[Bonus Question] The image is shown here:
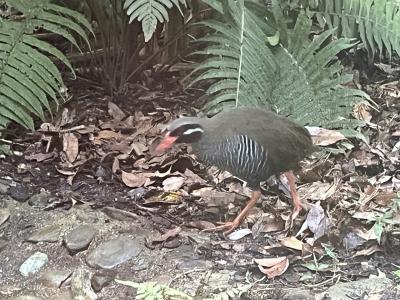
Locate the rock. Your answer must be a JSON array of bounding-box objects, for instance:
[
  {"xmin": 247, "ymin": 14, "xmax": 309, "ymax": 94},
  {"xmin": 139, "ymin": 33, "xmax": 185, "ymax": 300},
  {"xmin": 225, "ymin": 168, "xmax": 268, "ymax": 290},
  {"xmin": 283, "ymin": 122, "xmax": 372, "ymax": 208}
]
[
  {"xmin": 86, "ymin": 236, "xmax": 143, "ymax": 269},
  {"xmin": 0, "ymin": 238, "xmax": 8, "ymax": 252},
  {"xmin": 39, "ymin": 269, "xmax": 72, "ymax": 288},
  {"xmin": 27, "ymin": 224, "xmax": 63, "ymax": 243},
  {"xmin": 0, "ymin": 207, "xmax": 10, "ymax": 226},
  {"xmin": 64, "ymin": 224, "xmax": 97, "ymax": 253},
  {"xmin": 91, "ymin": 271, "xmax": 116, "ymax": 292},
  {"xmin": 19, "ymin": 252, "xmax": 48, "ymax": 276},
  {"xmin": 9, "ymin": 185, "xmax": 30, "ymax": 202},
  {"xmin": 71, "ymin": 268, "xmax": 97, "ymax": 300},
  {"xmin": 319, "ymin": 277, "xmax": 394, "ymax": 300},
  {"xmin": 27, "ymin": 191, "xmax": 51, "ymax": 209},
  {"xmin": 0, "ymin": 180, "xmax": 10, "ymax": 194},
  {"xmin": 9, "ymin": 296, "xmax": 43, "ymax": 300}
]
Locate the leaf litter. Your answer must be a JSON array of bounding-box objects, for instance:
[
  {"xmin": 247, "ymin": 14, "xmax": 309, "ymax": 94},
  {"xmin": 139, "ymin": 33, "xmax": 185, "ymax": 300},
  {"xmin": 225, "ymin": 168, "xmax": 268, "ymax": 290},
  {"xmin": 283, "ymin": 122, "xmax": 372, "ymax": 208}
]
[{"xmin": 6, "ymin": 71, "xmax": 400, "ymax": 287}]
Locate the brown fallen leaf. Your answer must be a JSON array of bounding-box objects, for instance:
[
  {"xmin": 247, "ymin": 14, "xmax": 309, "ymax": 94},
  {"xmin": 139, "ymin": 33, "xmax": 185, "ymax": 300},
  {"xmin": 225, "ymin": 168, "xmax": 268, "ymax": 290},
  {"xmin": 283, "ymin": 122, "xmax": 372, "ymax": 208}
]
[
  {"xmin": 112, "ymin": 157, "xmax": 120, "ymax": 173},
  {"xmin": 151, "ymin": 226, "xmax": 181, "ymax": 244},
  {"xmin": 162, "ymin": 176, "xmax": 185, "ymax": 191},
  {"xmin": 63, "ymin": 132, "xmax": 79, "ymax": 163},
  {"xmin": 184, "ymin": 168, "xmax": 207, "ymax": 185},
  {"xmin": 121, "ymin": 171, "xmax": 153, "ymax": 188},
  {"xmin": 93, "ymin": 130, "xmax": 123, "ymax": 145},
  {"xmin": 354, "ymin": 244, "xmax": 383, "ymax": 257},
  {"xmin": 255, "ymin": 257, "xmax": 289, "ymax": 279},
  {"xmin": 108, "ymin": 101, "xmax": 126, "ymax": 121},
  {"xmin": 186, "ymin": 220, "xmax": 216, "ymax": 231},
  {"xmin": 280, "ymin": 236, "xmax": 304, "ymax": 251},
  {"xmin": 306, "ymin": 126, "xmax": 347, "ymax": 146},
  {"xmin": 25, "ymin": 152, "xmax": 55, "ymax": 162},
  {"xmin": 297, "ymin": 201, "xmax": 330, "ymax": 241},
  {"xmin": 131, "ymin": 141, "xmax": 148, "ymax": 156}
]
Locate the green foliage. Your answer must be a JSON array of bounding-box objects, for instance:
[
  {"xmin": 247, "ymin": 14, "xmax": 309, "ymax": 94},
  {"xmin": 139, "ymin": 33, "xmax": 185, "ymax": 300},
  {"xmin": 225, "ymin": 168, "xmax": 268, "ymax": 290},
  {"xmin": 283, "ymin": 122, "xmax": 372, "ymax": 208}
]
[
  {"xmin": 309, "ymin": 0, "xmax": 400, "ymax": 59},
  {"xmin": 0, "ymin": 0, "xmax": 92, "ymax": 130},
  {"xmin": 371, "ymin": 192, "xmax": 400, "ymax": 244},
  {"xmin": 123, "ymin": 0, "xmax": 187, "ymax": 42},
  {"xmin": 115, "ymin": 279, "xmax": 193, "ymax": 300},
  {"xmin": 115, "ymin": 278, "xmax": 252, "ymax": 300},
  {"xmin": 191, "ymin": 0, "xmax": 370, "ymax": 128}
]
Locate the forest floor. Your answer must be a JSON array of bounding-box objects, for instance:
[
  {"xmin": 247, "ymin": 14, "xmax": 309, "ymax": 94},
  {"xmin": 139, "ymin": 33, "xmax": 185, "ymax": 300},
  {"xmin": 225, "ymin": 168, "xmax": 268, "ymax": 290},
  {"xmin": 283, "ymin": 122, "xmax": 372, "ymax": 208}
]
[{"xmin": 0, "ymin": 62, "xmax": 399, "ymax": 300}]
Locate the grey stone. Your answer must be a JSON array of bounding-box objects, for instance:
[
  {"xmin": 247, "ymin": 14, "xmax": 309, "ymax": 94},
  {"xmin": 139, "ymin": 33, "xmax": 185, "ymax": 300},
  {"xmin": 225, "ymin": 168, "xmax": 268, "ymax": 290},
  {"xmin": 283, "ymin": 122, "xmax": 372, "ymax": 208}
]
[
  {"xmin": 9, "ymin": 185, "xmax": 30, "ymax": 202},
  {"xmin": 0, "ymin": 207, "xmax": 10, "ymax": 226},
  {"xmin": 9, "ymin": 296, "xmax": 43, "ymax": 300},
  {"xmin": 319, "ymin": 277, "xmax": 393, "ymax": 300},
  {"xmin": 91, "ymin": 271, "xmax": 115, "ymax": 292},
  {"xmin": 0, "ymin": 180, "xmax": 10, "ymax": 194},
  {"xmin": 71, "ymin": 268, "xmax": 97, "ymax": 300},
  {"xmin": 27, "ymin": 224, "xmax": 63, "ymax": 243},
  {"xmin": 19, "ymin": 252, "xmax": 48, "ymax": 276},
  {"xmin": 39, "ymin": 269, "xmax": 72, "ymax": 288},
  {"xmin": 0, "ymin": 238, "xmax": 8, "ymax": 252},
  {"xmin": 64, "ymin": 224, "xmax": 97, "ymax": 253},
  {"xmin": 86, "ymin": 236, "xmax": 143, "ymax": 269}
]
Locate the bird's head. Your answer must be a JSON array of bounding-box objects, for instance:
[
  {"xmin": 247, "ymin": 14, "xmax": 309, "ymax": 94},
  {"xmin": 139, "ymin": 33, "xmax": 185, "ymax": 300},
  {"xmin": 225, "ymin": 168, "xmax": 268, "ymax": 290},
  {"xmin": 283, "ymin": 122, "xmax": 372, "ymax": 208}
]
[{"xmin": 156, "ymin": 117, "xmax": 204, "ymax": 153}]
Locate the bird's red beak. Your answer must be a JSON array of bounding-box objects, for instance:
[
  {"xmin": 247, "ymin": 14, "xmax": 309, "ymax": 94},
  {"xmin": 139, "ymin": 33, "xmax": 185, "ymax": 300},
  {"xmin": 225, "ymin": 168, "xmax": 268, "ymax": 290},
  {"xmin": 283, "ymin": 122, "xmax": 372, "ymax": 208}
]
[{"xmin": 155, "ymin": 132, "xmax": 177, "ymax": 153}]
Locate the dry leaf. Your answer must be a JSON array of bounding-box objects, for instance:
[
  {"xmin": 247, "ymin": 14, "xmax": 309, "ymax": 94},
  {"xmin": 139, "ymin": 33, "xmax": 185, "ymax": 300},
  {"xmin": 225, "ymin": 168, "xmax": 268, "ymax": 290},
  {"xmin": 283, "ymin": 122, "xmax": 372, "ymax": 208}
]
[
  {"xmin": 280, "ymin": 236, "xmax": 304, "ymax": 251},
  {"xmin": 121, "ymin": 171, "xmax": 152, "ymax": 188},
  {"xmin": 255, "ymin": 257, "xmax": 289, "ymax": 279},
  {"xmin": 297, "ymin": 201, "xmax": 330, "ymax": 241},
  {"xmin": 131, "ymin": 142, "xmax": 148, "ymax": 156},
  {"xmin": 93, "ymin": 130, "xmax": 123, "ymax": 144},
  {"xmin": 354, "ymin": 244, "xmax": 383, "ymax": 257},
  {"xmin": 151, "ymin": 226, "xmax": 181, "ymax": 244},
  {"xmin": 186, "ymin": 220, "xmax": 216, "ymax": 230},
  {"xmin": 162, "ymin": 176, "xmax": 185, "ymax": 191},
  {"xmin": 108, "ymin": 101, "xmax": 126, "ymax": 121},
  {"xmin": 0, "ymin": 208, "xmax": 10, "ymax": 226},
  {"xmin": 63, "ymin": 133, "xmax": 79, "ymax": 163},
  {"xmin": 184, "ymin": 168, "xmax": 207, "ymax": 185},
  {"xmin": 306, "ymin": 126, "xmax": 347, "ymax": 146},
  {"xmin": 25, "ymin": 152, "xmax": 55, "ymax": 162},
  {"xmin": 227, "ymin": 228, "xmax": 252, "ymax": 241},
  {"xmin": 112, "ymin": 157, "xmax": 120, "ymax": 173}
]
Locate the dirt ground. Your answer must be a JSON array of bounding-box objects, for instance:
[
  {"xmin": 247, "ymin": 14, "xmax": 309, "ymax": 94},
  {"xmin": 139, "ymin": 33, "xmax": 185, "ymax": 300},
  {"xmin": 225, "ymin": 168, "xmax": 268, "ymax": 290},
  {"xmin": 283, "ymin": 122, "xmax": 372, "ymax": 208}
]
[{"xmin": 0, "ymin": 68, "xmax": 400, "ymax": 299}]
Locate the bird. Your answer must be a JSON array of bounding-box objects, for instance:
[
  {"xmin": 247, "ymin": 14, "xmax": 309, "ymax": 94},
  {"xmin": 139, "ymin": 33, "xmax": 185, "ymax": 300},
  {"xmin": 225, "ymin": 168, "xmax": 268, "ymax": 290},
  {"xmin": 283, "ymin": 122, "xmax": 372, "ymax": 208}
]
[{"xmin": 156, "ymin": 107, "xmax": 313, "ymax": 234}]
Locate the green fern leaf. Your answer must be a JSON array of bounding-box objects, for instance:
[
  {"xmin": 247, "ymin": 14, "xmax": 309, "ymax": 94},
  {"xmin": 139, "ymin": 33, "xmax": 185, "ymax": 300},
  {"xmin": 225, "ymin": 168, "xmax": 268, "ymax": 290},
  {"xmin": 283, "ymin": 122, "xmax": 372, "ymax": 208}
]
[{"xmin": 123, "ymin": 0, "xmax": 187, "ymax": 42}]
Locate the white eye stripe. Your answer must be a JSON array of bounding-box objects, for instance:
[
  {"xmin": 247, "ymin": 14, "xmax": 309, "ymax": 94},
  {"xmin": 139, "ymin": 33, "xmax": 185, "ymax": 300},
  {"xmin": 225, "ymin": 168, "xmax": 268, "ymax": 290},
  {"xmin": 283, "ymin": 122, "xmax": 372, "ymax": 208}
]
[{"xmin": 183, "ymin": 128, "xmax": 204, "ymax": 135}]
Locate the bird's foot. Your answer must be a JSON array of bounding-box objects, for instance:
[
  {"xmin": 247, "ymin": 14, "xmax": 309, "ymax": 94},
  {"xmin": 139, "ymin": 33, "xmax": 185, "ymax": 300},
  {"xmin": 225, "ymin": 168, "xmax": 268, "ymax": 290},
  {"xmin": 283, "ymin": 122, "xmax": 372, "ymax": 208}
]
[{"xmin": 202, "ymin": 220, "xmax": 240, "ymax": 235}]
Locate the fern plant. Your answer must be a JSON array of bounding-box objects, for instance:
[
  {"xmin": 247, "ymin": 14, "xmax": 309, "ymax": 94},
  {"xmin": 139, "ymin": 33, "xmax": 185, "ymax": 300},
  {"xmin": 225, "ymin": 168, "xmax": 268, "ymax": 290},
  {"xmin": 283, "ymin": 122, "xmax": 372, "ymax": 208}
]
[
  {"xmin": 282, "ymin": 0, "xmax": 400, "ymax": 59},
  {"xmin": 123, "ymin": 0, "xmax": 187, "ymax": 42},
  {"xmin": 0, "ymin": 0, "xmax": 92, "ymax": 130},
  {"xmin": 191, "ymin": 0, "xmax": 370, "ymax": 129}
]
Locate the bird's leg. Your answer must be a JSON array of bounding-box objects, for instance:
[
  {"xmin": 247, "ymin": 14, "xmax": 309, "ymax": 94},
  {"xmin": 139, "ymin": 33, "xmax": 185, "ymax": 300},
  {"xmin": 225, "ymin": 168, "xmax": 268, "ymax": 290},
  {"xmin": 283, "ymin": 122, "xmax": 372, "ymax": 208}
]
[
  {"xmin": 284, "ymin": 171, "xmax": 302, "ymax": 219},
  {"xmin": 203, "ymin": 190, "xmax": 262, "ymax": 234}
]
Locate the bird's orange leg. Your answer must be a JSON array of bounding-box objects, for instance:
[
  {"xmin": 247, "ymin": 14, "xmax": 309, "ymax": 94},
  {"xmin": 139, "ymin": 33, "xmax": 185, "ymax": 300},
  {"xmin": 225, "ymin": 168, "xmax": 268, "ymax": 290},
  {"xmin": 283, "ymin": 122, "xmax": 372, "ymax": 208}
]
[
  {"xmin": 203, "ymin": 190, "xmax": 262, "ymax": 234},
  {"xmin": 284, "ymin": 171, "xmax": 302, "ymax": 219}
]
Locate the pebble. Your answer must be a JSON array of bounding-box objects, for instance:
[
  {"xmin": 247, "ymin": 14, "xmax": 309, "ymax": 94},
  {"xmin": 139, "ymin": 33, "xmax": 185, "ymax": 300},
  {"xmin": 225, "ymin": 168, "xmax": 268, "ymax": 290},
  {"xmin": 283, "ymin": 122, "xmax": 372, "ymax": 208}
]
[
  {"xmin": 27, "ymin": 224, "xmax": 63, "ymax": 243},
  {"xmin": 64, "ymin": 224, "xmax": 97, "ymax": 253},
  {"xmin": 19, "ymin": 252, "xmax": 48, "ymax": 276},
  {"xmin": 71, "ymin": 268, "xmax": 97, "ymax": 300},
  {"xmin": 9, "ymin": 185, "xmax": 30, "ymax": 202},
  {"xmin": 39, "ymin": 269, "xmax": 72, "ymax": 288},
  {"xmin": 91, "ymin": 271, "xmax": 116, "ymax": 292},
  {"xmin": 86, "ymin": 236, "xmax": 143, "ymax": 269}
]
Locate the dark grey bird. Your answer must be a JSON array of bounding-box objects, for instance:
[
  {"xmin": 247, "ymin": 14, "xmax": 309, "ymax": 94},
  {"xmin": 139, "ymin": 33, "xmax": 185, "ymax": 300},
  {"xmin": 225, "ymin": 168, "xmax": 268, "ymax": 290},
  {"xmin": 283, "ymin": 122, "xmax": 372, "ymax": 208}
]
[{"xmin": 156, "ymin": 107, "xmax": 313, "ymax": 233}]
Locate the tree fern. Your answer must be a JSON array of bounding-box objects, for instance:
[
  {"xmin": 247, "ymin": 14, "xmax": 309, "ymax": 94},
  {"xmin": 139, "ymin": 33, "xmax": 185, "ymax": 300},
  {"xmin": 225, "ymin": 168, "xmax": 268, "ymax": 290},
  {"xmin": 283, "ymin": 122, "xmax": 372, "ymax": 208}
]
[
  {"xmin": 191, "ymin": 0, "xmax": 370, "ymax": 129},
  {"xmin": 307, "ymin": 0, "xmax": 400, "ymax": 59},
  {"xmin": 0, "ymin": 0, "xmax": 92, "ymax": 130},
  {"xmin": 123, "ymin": 0, "xmax": 187, "ymax": 42}
]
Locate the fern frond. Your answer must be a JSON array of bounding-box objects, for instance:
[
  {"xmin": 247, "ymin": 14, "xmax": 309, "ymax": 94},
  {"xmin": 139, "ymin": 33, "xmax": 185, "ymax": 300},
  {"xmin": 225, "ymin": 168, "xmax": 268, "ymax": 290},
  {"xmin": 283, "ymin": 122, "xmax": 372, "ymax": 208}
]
[
  {"xmin": 310, "ymin": 0, "xmax": 400, "ymax": 59},
  {"xmin": 190, "ymin": 0, "xmax": 277, "ymax": 112},
  {"xmin": 123, "ymin": 0, "xmax": 187, "ymax": 42},
  {"xmin": 0, "ymin": 0, "xmax": 92, "ymax": 130},
  {"xmin": 192, "ymin": 2, "xmax": 371, "ymax": 129}
]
